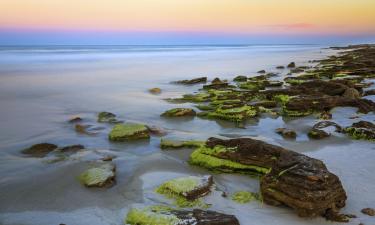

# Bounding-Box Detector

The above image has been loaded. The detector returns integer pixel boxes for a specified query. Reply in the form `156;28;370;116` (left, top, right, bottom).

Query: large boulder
108;123;150;141
125;206;240;225
190;137;347;221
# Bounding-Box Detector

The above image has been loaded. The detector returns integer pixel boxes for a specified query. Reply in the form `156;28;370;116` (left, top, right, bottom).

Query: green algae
195;104;215;111
238;81;264;90
160;139;204;149
161;108;196;117
125;206;180;225
273;95;291;105
108;123;150;141
189;146;270;175
231;191;259;204
283;109;313;117
155;176;210;208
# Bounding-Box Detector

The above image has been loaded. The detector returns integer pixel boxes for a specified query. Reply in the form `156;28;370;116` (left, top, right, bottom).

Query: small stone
287;62;296;68
22;143;58;158
257;70;266;73
275;128;297;139
97;111;120;123
79;163;116;188
161;108;196;117
361;208;375;216
308;128;330;139
149;88;161;94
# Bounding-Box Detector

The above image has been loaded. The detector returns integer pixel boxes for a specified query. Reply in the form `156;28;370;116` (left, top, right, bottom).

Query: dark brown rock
59;144;85;153
361;208;375;216
287;62;296;68
275;128;297;139
276;66;285;69
364;89;375;96
344;121;375;141
22;143;58;157
257;70;266;74
174;77;207;85
308;128;330;139
204;137;347;221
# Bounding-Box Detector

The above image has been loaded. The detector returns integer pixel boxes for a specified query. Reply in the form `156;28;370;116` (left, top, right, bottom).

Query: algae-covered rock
160;139;204;149
125;206;240;225
344;121;375;141
97;111;120;123
276;66;285;69
149;88;162;94
161;108;196;117
192;137;347;221
231;191;259;204
275;128;297;139
108;123;150;141
156;175;213;207
174;77;207;85
205;105;257;123
233;75;247;82
308;128;330;139
287;62;296;68
361;208;375;216
22;143;58;158
79;163;116;188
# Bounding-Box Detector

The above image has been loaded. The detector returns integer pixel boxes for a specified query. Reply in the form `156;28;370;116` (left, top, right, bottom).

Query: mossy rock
78;163;115;188
206;105;257;123
22;143;58;158
233;75;248;82
189;145;270;175
108;123;150;141
161;108;196;117
126;206;180;225
344;121;375;141
155;175;213;207
308;128;330;140
160;139;204;149
97;111;119;123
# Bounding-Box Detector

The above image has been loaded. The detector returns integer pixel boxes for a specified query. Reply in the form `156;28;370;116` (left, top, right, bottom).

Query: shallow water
0;45;374;225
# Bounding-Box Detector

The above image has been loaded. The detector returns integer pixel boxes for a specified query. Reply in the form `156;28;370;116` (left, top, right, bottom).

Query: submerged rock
231;191;259;204
68;116;82;123
79;162;116;188
160;139;204;149
190;137;347;221
361;208;375;216
149;87;162;94
257;70;266;74
59;144;85;153
344;121;375;141
125;206;240;225
74;124;98;135
108;123;150;141
146;125;168;136
97;111;120;123
276;65;285;69
22;143;58;157
161;108;196;117
308;128;330;139
174;77;207;85
233;75;247;82
275;128;297;139
156;175;213;207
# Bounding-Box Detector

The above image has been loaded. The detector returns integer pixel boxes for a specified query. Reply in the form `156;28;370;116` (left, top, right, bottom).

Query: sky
0;0;375;45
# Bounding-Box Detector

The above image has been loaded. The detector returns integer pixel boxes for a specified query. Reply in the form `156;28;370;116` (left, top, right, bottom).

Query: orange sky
1;0;375;34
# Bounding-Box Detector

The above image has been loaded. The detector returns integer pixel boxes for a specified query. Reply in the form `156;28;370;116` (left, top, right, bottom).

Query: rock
203;105;257;123
251;100;277;108
149;87;162;94
190;137;347;221
59;144;85;153
257;70;266;74
308;128;330;139
161;108;196;117
344;121;375;141
275;128;297;139
313;121;342;132
319;111;332;120
97;112;120;123
364;89;375;96
361;208;375;216
290;67;304;73
287;62;296;68
233;75;247;82
203;78;234;89
276;66;285;69
78;162;115;188
174;77;207;85
160;139;204;149
68;116;82;123
75;124;97;135
108;123;150;141
342;88;360;99
156;175;213;205
22;143;58;157
231;191;259;204
125;206;240;225
146;125;167;136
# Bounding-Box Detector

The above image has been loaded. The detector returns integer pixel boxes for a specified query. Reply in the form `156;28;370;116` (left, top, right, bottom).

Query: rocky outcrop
190;137;347;221
126;206;240;225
